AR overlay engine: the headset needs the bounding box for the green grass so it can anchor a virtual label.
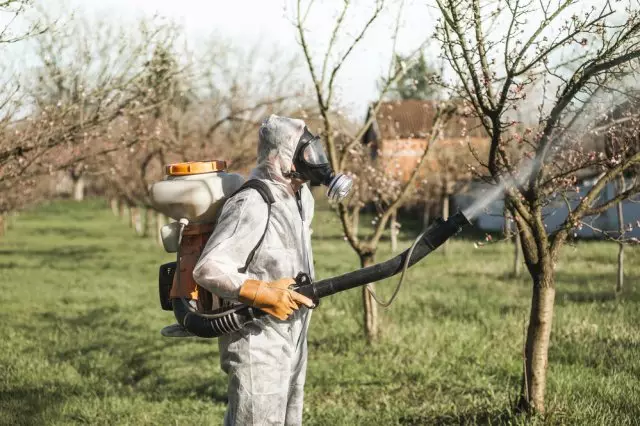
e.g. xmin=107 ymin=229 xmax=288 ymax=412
xmin=1 ymin=199 xmax=639 ymax=425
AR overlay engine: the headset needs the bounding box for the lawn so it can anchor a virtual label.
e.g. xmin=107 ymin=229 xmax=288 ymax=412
xmin=0 ymin=199 xmax=639 ymax=425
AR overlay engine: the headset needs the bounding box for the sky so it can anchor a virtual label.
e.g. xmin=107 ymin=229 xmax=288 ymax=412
xmin=6 ymin=0 xmax=617 ymax=121
xmin=49 ymin=0 xmax=437 ymax=119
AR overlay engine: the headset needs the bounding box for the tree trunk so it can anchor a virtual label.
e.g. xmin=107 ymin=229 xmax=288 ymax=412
xmin=360 ymin=253 xmax=379 ymax=343
xmin=422 ymin=201 xmax=430 ymax=228
xmin=110 ymin=199 xmax=119 ymax=216
xmin=616 ymin=176 xmax=625 ymax=294
xmin=513 ymin=230 xmax=522 ymax=278
xmin=144 ymin=208 xmax=154 ymax=237
xmin=352 ymin=210 xmax=360 ymax=237
xmin=156 ymin=211 xmax=165 ymax=246
xmin=118 ymin=201 xmax=127 ymax=221
xmin=135 ymin=209 xmax=144 ymax=236
xmin=503 ymin=207 xmax=512 ymax=238
xmin=518 ymin=265 xmax=556 ymax=414
xmin=125 ymin=205 xmax=132 ymax=227
xmin=506 ymin=211 xmax=522 ymax=278
xmin=72 ymin=176 xmax=85 ymax=201
xmin=441 ymin=194 xmax=450 ymax=256
xmin=130 ymin=207 xmax=142 ymax=234
xmin=129 ymin=206 xmax=135 ymax=228
xmin=390 ymin=210 xmax=398 ymax=253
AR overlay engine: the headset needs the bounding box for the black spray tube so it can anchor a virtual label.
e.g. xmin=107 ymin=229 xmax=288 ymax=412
xmin=294 ymin=211 xmax=470 ymax=302
xmin=177 ymin=211 xmax=470 ymax=338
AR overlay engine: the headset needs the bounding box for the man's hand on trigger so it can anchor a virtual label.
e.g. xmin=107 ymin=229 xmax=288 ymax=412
xmin=238 ymin=278 xmax=314 ymax=320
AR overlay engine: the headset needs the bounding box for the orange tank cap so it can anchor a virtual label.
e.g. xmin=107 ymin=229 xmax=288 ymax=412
xmin=166 ymin=160 xmax=227 ymax=176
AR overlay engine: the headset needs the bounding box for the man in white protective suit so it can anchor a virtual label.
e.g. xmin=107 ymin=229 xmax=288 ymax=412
xmin=193 ymin=114 xmax=353 ymax=425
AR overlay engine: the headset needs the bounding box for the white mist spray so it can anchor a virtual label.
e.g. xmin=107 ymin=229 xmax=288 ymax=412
xmin=461 ymin=153 xmax=540 ymax=220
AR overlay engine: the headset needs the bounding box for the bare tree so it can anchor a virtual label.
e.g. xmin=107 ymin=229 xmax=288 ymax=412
xmin=28 ymin=13 xmax=182 ymax=199
xmin=91 ymin=35 xmax=302 ymax=240
xmin=295 ymin=0 xmax=455 ymax=342
xmin=0 ymin=0 xmax=46 ymax=226
xmin=0 ymin=13 xmax=176 ymax=200
xmin=435 ymin=0 xmax=640 ymax=413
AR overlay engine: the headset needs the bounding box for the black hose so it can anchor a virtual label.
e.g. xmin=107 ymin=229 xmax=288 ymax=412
xmin=171 ymin=219 xmax=254 ymax=337
xmin=173 ymin=211 xmax=470 ymax=338
xmin=173 ymin=297 xmax=250 ymax=337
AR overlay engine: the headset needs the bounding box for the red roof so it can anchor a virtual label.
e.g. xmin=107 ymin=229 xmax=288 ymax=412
xmin=364 ymin=100 xmax=488 ymax=143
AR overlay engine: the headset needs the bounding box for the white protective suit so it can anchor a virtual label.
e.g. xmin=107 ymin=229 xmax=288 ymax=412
xmin=193 ymin=115 xmax=315 ymax=426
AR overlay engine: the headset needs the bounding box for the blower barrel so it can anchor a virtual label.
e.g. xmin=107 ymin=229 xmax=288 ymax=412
xmin=173 ymin=211 xmax=470 ymax=338
xmin=298 ymin=211 xmax=470 ymax=301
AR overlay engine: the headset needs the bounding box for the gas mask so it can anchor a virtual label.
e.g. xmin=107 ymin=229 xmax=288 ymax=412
xmin=286 ymin=127 xmax=353 ymax=202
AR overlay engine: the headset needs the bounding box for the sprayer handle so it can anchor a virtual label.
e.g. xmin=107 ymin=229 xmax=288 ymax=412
xmin=291 ymin=272 xmax=319 ymax=308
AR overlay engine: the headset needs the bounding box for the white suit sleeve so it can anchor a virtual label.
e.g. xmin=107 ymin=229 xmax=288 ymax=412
xmin=192 ymin=190 xmax=269 ymax=300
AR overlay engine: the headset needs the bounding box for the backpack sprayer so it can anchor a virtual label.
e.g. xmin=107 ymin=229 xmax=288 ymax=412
xmin=150 ymin=160 xmax=471 ymax=339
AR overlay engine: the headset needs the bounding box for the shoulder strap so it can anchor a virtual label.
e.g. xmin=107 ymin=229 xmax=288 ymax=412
xmin=232 ymin=179 xmax=275 ymax=273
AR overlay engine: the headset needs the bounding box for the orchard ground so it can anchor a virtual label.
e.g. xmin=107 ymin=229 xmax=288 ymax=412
xmin=1 ymin=199 xmax=639 ymax=425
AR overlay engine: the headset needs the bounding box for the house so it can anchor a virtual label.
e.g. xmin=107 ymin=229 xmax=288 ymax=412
xmin=361 ymin=99 xmax=491 ymax=220
xmin=362 ymin=99 xmax=489 ymax=181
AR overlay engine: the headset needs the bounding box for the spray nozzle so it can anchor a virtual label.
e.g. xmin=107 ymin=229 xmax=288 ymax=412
xmin=449 ymin=211 xmax=472 ymax=228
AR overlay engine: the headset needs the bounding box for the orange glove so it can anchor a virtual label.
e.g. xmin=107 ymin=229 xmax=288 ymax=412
xmin=238 ymin=278 xmax=314 ymax=320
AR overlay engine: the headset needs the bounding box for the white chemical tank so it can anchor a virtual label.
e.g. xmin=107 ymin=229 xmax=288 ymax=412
xmin=150 ymin=160 xmax=245 ymax=224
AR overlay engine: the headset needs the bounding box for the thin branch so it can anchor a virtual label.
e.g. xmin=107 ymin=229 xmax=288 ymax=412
xmin=204 ymin=95 xmax=289 ymax=139
xmin=326 ymin=0 xmax=384 ymax=106
xmin=551 ymin=151 xmax=640 ymax=254
xmin=296 ymin=0 xmax=325 ymax=110
xmin=321 ymin=1 xmax=349 ymax=86
xmin=472 ymin=0 xmax=496 ymax=109
xmin=583 ymin=185 xmax=640 ymax=217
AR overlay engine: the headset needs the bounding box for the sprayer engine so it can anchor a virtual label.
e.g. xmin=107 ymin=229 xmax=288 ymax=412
xmin=150 ymin=160 xmax=245 ymax=337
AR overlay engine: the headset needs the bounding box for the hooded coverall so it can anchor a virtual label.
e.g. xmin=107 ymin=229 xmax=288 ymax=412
xmin=193 ymin=115 xmax=315 ymax=425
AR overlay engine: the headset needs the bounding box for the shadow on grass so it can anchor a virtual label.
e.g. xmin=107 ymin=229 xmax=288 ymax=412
xmin=448 ymin=270 xmax=507 ymax=283
xmin=555 ymin=290 xmax=618 ymax=304
xmin=555 ymin=272 xmax=640 ymax=305
xmin=13 ymin=225 xmax=104 ymax=239
xmin=44 ymin=226 xmax=104 ymax=239
xmin=552 ymin=334 xmax=640 ymax=377
xmin=191 ymin=382 xmax=229 ymax=404
xmin=399 ymin=407 xmax=523 ymax=426
xmin=556 ymin=270 xmax=640 ymax=283
xmin=0 ymin=245 xmax=107 ymax=261
xmin=16 ymin=306 xmax=230 ymax=405
xmin=308 ymin=331 xmax=364 ymax=356
xmin=0 ymin=385 xmax=74 ymax=426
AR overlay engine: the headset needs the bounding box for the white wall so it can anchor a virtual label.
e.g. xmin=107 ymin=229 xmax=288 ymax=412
xmin=454 ymin=178 xmax=640 ymax=239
